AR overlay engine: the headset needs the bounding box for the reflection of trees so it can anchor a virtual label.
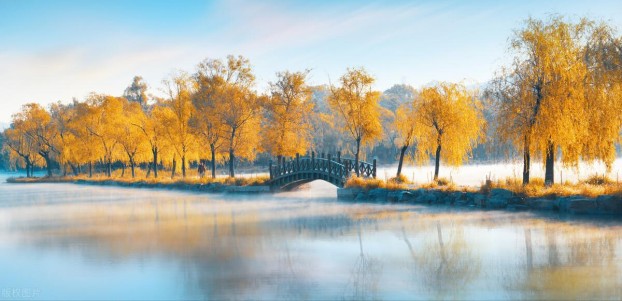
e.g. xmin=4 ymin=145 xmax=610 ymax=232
xmin=411 ymin=220 xmax=481 ymax=299
xmin=344 ymin=222 xmax=383 ymax=301
xmin=505 ymin=222 xmax=622 ymax=300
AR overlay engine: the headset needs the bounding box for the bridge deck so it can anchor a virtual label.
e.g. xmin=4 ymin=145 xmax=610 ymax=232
xmin=268 ymin=152 xmax=376 ymax=190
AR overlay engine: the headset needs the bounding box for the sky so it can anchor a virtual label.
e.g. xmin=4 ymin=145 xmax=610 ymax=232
xmin=1 ymin=0 xmax=622 ymax=125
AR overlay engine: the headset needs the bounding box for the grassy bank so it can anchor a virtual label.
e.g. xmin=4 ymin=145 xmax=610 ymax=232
xmin=346 ymin=174 xmax=622 ymax=198
xmin=7 ymin=174 xmax=270 ymax=187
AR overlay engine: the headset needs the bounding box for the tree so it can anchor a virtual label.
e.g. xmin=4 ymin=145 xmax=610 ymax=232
xmin=116 ymin=99 xmax=149 ymax=178
xmin=580 ymin=22 xmax=622 ymax=169
xmin=193 ymin=55 xmax=260 ymax=178
xmin=261 ymin=70 xmax=314 ymax=158
xmin=3 ymin=124 xmax=40 ymax=177
xmin=133 ymin=104 xmax=167 ymax=178
xmin=69 ymin=99 xmax=103 ymax=177
xmin=504 ymin=17 xmax=590 ymax=185
xmin=161 ymin=72 xmax=197 ymax=178
xmin=488 ymin=66 xmax=538 ymax=185
xmin=394 ymin=102 xmax=417 ymax=177
xmin=78 ymin=94 xmax=124 ymax=177
xmin=328 ymin=67 xmax=382 ymax=176
xmin=124 ymin=76 xmax=149 ymax=108
xmin=412 ymin=83 xmax=485 ymax=180
xmin=191 ymin=61 xmax=228 ymax=178
xmin=11 ymin=103 xmax=59 ymax=176
xmin=50 ymin=101 xmax=80 ymax=175
xmin=219 ymin=84 xmax=262 ymax=177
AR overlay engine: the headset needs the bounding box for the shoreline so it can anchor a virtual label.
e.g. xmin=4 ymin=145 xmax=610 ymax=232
xmin=6 ymin=176 xmax=272 ymax=193
xmin=337 ymin=187 xmax=622 ymax=216
xmin=6 ymin=176 xmax=622 ymax=216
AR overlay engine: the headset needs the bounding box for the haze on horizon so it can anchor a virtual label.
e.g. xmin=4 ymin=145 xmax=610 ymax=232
xmin=1 ymin=0 xmax=621 ymax=124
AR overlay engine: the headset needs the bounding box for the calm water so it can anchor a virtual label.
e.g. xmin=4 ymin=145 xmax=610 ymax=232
xmin=0 ymin=172 xmax=621 ymax=300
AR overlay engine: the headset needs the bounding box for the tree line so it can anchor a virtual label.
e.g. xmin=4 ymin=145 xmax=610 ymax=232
xmin=1 ymin=16 xmax=621 ymax=186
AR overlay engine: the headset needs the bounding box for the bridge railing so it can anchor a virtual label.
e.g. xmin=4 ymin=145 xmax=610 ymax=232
xmin=269 ymin=152 xmax=376 ymax=181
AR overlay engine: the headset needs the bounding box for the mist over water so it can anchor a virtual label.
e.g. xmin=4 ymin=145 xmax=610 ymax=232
xmin=0 ymin=171 xmax=621 ymax=300
xmin=378 ymin=158 xmax=622 ymax=186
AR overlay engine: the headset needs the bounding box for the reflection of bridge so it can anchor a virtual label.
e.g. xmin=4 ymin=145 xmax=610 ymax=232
xmin=268 ymin=152 xmax=376 ymax=190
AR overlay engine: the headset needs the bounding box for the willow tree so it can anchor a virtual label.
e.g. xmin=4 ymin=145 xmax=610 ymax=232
xmin=580 ymin=22 xmax=622 ymax=169
xmin=50 ymin=101 xmax=80 ymax=175
xmin=489 ymin=66 xmax=537 ymax=185
xmin=17 ymin=103 xmax=60 ymax=176
xmin=70 ymin=100 xmax=104 ymax=177
xmin=413 ymin=83 xmax=485 ymax=180
xmin=328 ymin=67 xmax=382 ymax=176
xmin=3 ymin=122 xmax=40 ymax=177
xmin=503 ymin=17 xmax=590 ymax=185
xmin=261 ymin=70 xmax=314 ymax=158
xmin=394 ymin=101 xmax=417 ymax=178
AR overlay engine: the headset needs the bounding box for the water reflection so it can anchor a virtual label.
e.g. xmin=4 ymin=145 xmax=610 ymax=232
xmin=0 ymin=177 xmax=621 ymax=300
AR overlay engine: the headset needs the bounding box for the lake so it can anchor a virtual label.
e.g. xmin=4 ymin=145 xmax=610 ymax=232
xmin=0 ymin=171 xmax=621 ymax=300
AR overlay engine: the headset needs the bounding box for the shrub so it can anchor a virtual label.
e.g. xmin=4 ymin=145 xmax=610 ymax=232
xmin=345 ymin=176 xmax=385 ymax=190
xmin=389 ymin=174 xmax=410 ymax=184
xmin=583 ymin=174 xmax=612 ymax=185
xmin=436 ymin=177 xmax=450 ymax=186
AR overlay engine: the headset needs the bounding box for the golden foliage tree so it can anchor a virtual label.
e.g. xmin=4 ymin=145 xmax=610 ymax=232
xmin=133 ymin=104 xmax=167 ymax=178
xmin=413 ymin=83 xmax=485 ymax=180
xmin=3 ymin=120 xmax=41 ymax=177
xmin=581 ymin=22 xmax=622 ymax=169
xmin=328 ymin=67 xmax=382 ymax=176
xmin=78 ymin=94 xmax=124 ymax=177
xmin=116 ymin=99 xmax=149 ymax=178
xmin=161 ymin=72 xmax=197 ymax=178
xmin=261 ymin=70 xmax=314 ymax=158
xmin=9 ymin=103 xmax=59 ymax=176
xmin=394 ymin=102 xmax=417 ymax=177
xmin=191 ymin=58 xmax=232 ymax=178
xmin=193 ymin=55 xmax=261 ymax=178
xmin=492 ymin=16 xmax=622 ymax=185
xmin=50 ymin=101 xmax=80 ymax=175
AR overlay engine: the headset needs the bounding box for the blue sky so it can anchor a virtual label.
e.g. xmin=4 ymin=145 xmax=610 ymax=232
xmin=1 ymin=0 xmax=621 ymax=124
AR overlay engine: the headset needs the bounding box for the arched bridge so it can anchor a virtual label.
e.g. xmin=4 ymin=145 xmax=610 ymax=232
xmin=268 ymin=152 xmax=377 ymax=190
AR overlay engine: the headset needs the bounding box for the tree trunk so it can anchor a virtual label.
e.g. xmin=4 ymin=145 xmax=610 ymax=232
xmin=130 ymin=159 xmax=135 ymax=178
xmin=89 ymin=161 xmax=93 ymax=178
xmin=522 ymin=136 xmax=530 ymax=185
xmin=181 ymin=154 xmax=186 ymax=178
xmin=106 ymin=160 xmax=112 ymax=177
xmin=25 ymin=158 xmax=31 ymax=178
xmin=152 ymin=148 xmax=158 ymax=178
xmin=229 ymin=148 xmax=235 ymax=178
xmin=396 ymin=145 xmax=408 ymax=178
xmin=121 ymin=163 xmax=125 ymax=178
xmin=354 ymin=137 xmax=361 ymax=177
xmin=41 ymin=152 xmax=52 ymax=177
xmin=146 ymin=163 xmax=151 ymax=178
xmin=171 ymin=156 xmax=177 ymax=179
xmin=434 ymin=142 xmax=442 ymax=181
xmin=210 ymin=144 xmax=216 ymax=179
xmin=545 ymin=141 xmax=555 ymax=186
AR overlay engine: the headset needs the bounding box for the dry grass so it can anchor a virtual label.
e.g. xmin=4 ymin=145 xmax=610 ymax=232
xmin=388 ymin=174 xmax=411 ymax=184
xmin=10 ymin=173 xmax=270 ymax=187
xmin=345 ymin=176 xmax=408 ymax=190
xmin=487 ymin=176 xmax=622 ymax=198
